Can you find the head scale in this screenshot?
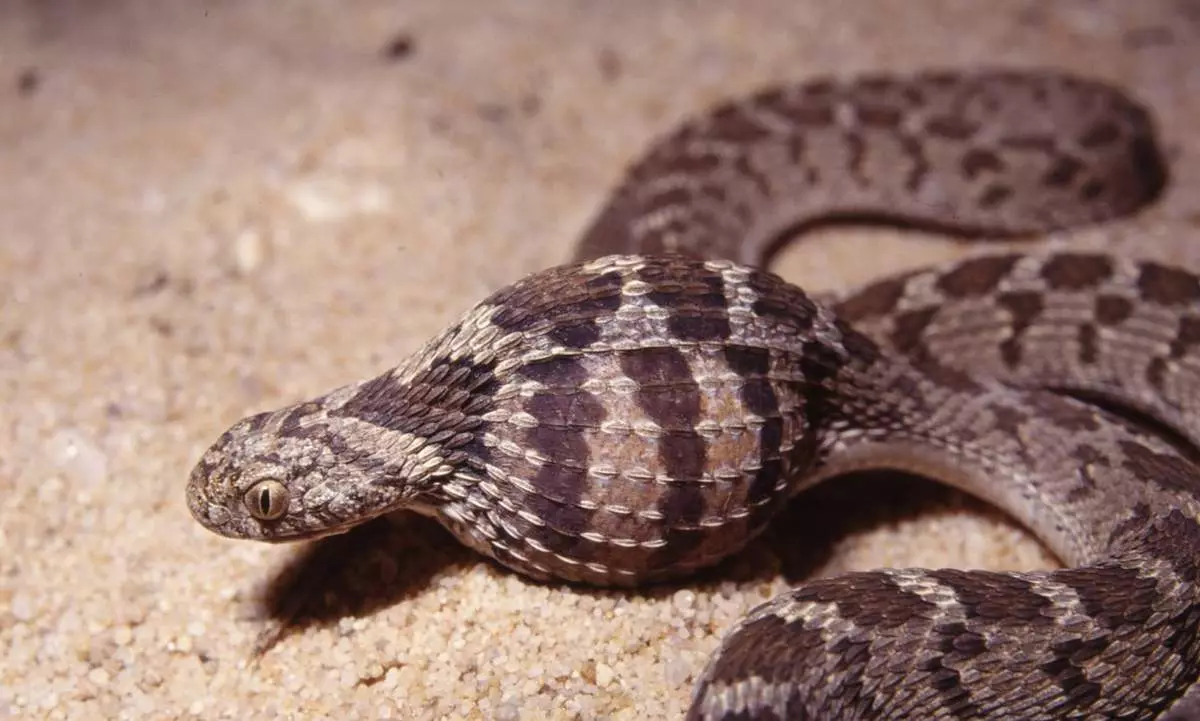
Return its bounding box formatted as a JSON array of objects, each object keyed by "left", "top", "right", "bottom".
[{"left": 185, "top": 379, "right": 452, "bottom": 542}]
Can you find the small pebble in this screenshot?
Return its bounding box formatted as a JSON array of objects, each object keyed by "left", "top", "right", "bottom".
[
  {"left": 10, "top": 592, "right": 35, "bottom": 622},
  {"left": 86, "top": 667, "right": 110, "bottom": 686},
  {"left": 113, "top": 625, "right": 133, "bottom": 646}
]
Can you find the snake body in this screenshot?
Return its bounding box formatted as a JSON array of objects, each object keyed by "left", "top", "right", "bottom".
[{"left": 186, "top": 70, "right": 1200, "bottom": 718}]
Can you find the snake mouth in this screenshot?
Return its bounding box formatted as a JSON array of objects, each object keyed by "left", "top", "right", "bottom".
[{"left": 254, "top": 521, "right": 360, "bottom": 544}]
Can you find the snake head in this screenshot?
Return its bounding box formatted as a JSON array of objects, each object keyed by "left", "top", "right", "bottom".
[
  {"left": 185, "top": 293, "right": 522, "bottom": 546},
  {"left": 185, "top": 379, "right": 452, "bottom": 542}
]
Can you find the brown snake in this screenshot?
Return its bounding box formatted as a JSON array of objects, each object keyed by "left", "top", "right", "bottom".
[{"left": 186, "top": 69, "right": 1200, "bottom": 719}]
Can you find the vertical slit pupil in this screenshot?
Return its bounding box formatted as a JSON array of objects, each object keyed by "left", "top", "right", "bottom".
[{"left": 259, "top": 487, "right": 273, "bottom": 515}]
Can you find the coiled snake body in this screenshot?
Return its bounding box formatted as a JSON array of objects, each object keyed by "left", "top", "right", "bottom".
[{"left": 186, "top": 70, "right": 1200, "bottom": 719}]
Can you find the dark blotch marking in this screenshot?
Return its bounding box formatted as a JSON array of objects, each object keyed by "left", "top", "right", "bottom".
[
  {"left": 1028, "top": 393, "right": 1103, "bottom": 434},
  {"left": 960, "top": 148, "right": 1005, "bottom": 179},
  {"left": 746, "top": 269, "right": 820, "bottom": 333},
  {"left": 16, "top": 68, "right": 39, "bottom": 96},
  {"left": 724, "top": 346, "right": 785, "bottom": 508},
  {"left": 1028, "top": 80, "right": 1051, "bottom": 105},
  {"left": 1039, "top": 636, "right": 1108, "bottom": 711},
  {"left": 889, "top": 307, "right": 939, "bottom": 358},
  {"left": 978, "top": 184, "right": 1013, "bottom": 209},
  {"left": 932, "top": 622, "right": 989, "bottom": 660},
  {"left": 921, "top": 621, "right": 987, "bottom": 717},
  {"left": 785, "top": 133, "right": 807, "bottom": 166},
  {"left": 728, "top": 152, "right": 772, "bottom": 198},
  {"left": 490, "top": 267, "right": 624, "bottom": 351},
  {"left": 724, "top": 346, "right": 773, "bottom": 412},
  {"left": 1166, "top": 316, "right": 1200, "bottom": 374},
  {"left": 783, "top": 95, "right": 836, "bottom": 127},
  {"left": 382, "top": 32, "right": 416, "bottom": 61},
  {"left": 901, "top": 84, "right": 926, "bottom": 105},
  {"left": 1147, "top": 357, "right": 1169, "bottom": 391},
  {"left": 620, "top": 346, "right": 709, "bottom": 570},
  {"left": 1159, "top": 610, "right": 1200, "bottom": 715},
  {"left": 935, "top": 255, "right": 1020, "bottom": 299},
  {"left": 1126, "top": 131, "right": 1170, "bottom": 207},
  {"left": 1137, "top": 509, "right": 1200, "bottom": 585},
  {"left": 927, "top": 568, "right": 1055, "bottom": 624},
  {"left": 1040, "top": 254, "right": 1114, "bottom": 290},
  {"left": 988, "top": 404, "right": 1028, "bottom": 438},
  {"left": 1139, "top": 262, "right": 1200, "bottom": 306},
  {"left": 857, "top": 103, "right": 903, "bottom": 128},
  {"left": 1042, "top": 156, "right": 1085, "bottom": 188},
  {"left": 706, "top": 97, "right": 775, "bottom": 143},
  {"left": 1095, "top": 295, "right": 1134, "bottom": 326},
  {"left": 667, "top": 314, "right": 729, "bottom": 345},
  {"left": 731, "top": 575, "right": 937, "bottom": 714},
  {"left": 1119, "top": 439, "right": 1200, "bottom": 499},
  {"left": 1079, "top": 121, "right": 1122, "bottom": 149},
  {"left": 856, "top": 75, "right": 900, "bottom": 95},
  {"left": 550, "top": 321, "right": 604, "bottom": 350},
  {"left": 518, "top": 355, "right": 608, "bottom": 549},
  {"left": 996, "top": 290, "right": 1044, "bottom": 367},
  {"left": 618, "top": 346, "right": 704, "bottom": 479},
  {"left": 796, "top": 571, "right": 938, "bottom": 627},
  {"left": 596, "top": 47, "right": 622, "bottom": 82},
  {"left": 523, "top": 381, "right": 604, "bottom": 432},
  {"left": 845, "top": 131, "right": 868, "bottom": 185},
  {"left": 242, "top": 410, "right": 273, "bottom": 435},
  {"left": 1108, "top": 502, "right": 1151, "bottom": 547},
  {"left": 900, "top": 133, "right": 932, "bottom": 192},
  {"left": 638, "top": 262, "right": 731, "bottom": 343},
  {"left": 802, "top": 79, "right": 836, "bottom": 96},
  {"left": 834, "top": 274, "right": 912, "bottom": 324},
  {"left": 517, "top": 353, "right": 585, "bottom": 388},
  {"left": 799, "top": 335, "right": 852, "bottom": 390},
  {"left": 926, "top": 115, "right": 980, "bottom": 141},
  {"left": 695, "top": 613, "right": 821, "bottom": 721},
  {"left": 921, "top": 70, "right": 959, "bottom": 88},
  {"left": 1056, "top": 562, "right": 1158, "bottom": 629},
  {"left": 523, "top": 459, "right": 596, "bottom": 539},
  {"left": 559, "top": 270, "right": 627, "bottom": 349},
  {"left": 277, "top": 401, "right": 326, "bottom": 438},
  {"left": 1000, "top": 134, "right": 1059, "bottom": 153},
  {"left": 919, "top": 361, "right": 981, "bottom": 394},
  {"left": 1078, "top": 324, "right": 1099, "bottom": 365},
  {"left": 1080, "top": 179, "right": 1106, "bottom": 202},
  {"left": 832, "top": 325, "right": 883, "bottom": 377},
  {"left": 335, "top": 357, "right": 498, "bottom": 439}
]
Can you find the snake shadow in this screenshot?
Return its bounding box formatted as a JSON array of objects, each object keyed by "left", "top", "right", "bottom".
[
  {"left": 253, "top": 468, "right": 1020, "bottom": 652},
  {"left": 252, "top": 513, "right": 476, "bottom": 654}
]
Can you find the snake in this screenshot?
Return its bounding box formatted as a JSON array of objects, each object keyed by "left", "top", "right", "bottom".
[{"left": 185, "top": 68, "right": 1200, "bottom": 719}]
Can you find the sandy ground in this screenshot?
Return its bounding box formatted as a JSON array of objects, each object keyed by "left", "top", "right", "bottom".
[{"left": 3, "top": 1, "right": 1200, "bottom": 719}]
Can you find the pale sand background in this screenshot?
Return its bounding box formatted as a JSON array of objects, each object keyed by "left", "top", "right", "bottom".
[{"left": 3, "top": 2, "right": 1200, "bottom": 719}]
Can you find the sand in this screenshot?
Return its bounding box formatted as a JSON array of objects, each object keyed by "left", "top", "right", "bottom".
[{"left": 3, "top": 1, "right": 1199, "bottom": 719}]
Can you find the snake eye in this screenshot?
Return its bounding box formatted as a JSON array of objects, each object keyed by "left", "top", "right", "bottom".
[{"left": 244, "top": 479, "right": 289, "bottom": 521}]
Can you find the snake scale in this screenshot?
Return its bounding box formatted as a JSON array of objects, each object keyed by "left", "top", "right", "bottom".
[{"left": 186, "top": 69, "right": 1200, "bottom": 719}]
